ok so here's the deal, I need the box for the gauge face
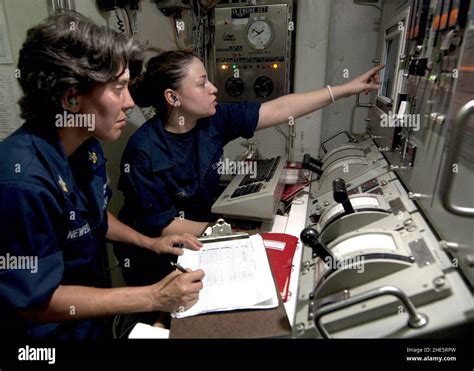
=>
[246,19,273,49]
[254,76,274,98]
[225,77,245,97]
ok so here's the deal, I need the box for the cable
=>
[276,126,289,139]
[193,0,204,59]
[115,9,126,34]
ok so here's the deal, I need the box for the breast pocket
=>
[161,168,198,201]
[62,221,96,269]
[60,198,96,270]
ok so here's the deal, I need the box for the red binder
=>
[261,233,299,302]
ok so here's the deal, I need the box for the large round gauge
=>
[225,77,244,97]
[245,19,274,50]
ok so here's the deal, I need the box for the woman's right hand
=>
[149,269,205,313]
[341,64,384,97]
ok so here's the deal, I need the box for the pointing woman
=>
[115,50,382,286]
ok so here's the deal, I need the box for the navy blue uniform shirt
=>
[0,122,112,339]
[114,102,260,285]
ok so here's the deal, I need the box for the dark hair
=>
[130,50,197,122]
[17,11,143,123]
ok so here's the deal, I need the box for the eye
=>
[114,85,125,93]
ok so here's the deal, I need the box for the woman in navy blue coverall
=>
[0,12,204,339]
[114,50,383,286]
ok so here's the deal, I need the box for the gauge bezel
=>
[244,17,275,50]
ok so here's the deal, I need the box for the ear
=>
[164,89,179,106]
[61,88,81,113]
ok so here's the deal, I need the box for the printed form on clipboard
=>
[173,234,278,319]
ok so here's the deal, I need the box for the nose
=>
[123,86,135,111]
[209,81,218,95]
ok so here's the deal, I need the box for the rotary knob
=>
[225,77,244,97]
[254,76,274,98]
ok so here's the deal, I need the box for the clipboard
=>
[198,218,249,243]
[169,219,291,338]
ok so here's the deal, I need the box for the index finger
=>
[364,64,385,78]
[161,269,181,286]
[182,269,205,282]
[176,235,203,251]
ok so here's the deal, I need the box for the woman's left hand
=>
[149,233,203,256]
[342,64,384,97]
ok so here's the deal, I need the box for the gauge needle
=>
[252,29,264,39]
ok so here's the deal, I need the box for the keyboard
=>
[212,156,286,221]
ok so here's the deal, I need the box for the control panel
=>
[293,0,474,338]
[214,1,294,102]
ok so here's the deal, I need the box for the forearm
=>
[19,284,153,323]
[257,85,349,130]
[106,211,153,251]
[161,218,208,237]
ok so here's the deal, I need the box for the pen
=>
[170,261,188,273]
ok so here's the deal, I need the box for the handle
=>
[440,100,474,216]
[356,92,374,108]
[314,285,428,338]
[302,154,324,175]
[321,130,357,153]
[303,153,323,168]
[300,227,336,264]
[333,178,355,214]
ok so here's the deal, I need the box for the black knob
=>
[333,178,355,214]
[254,76,274,98]
[333,178,348,203]
[300,227,336,265]
[300,227,320,246]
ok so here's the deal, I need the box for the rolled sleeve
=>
[0,252,63,309]
[214,101,261,144]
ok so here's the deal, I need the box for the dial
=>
[254,76,274,98]
[245,19,273,50]
[225,77,245,97]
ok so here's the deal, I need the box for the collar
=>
[70,137,107,171]
[28,125,105,197]
[29,126,75,197]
